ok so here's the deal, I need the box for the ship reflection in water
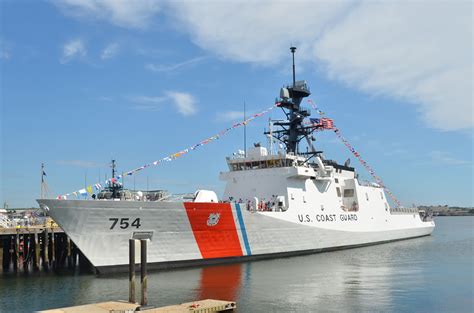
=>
[167,236,429,312]
[197,264,243,301]
[2,217,472,313]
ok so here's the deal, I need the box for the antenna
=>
[40,163,45,199]
[111,159,117,198]
[267,118,274,155]
[290,46,296,87]
[244,101,247,157]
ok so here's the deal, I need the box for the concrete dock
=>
[38,299,236,313]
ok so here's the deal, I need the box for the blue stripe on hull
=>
[235,203,252,256]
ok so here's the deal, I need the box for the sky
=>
[0,0,472,208]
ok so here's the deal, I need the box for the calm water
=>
[1,217,472,313]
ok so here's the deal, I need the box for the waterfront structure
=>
[37,48,435,273]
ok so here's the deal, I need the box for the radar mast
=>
[265,47,322,155]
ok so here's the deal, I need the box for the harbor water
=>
[1,216,472,313]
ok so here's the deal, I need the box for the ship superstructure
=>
[38,48,434,273]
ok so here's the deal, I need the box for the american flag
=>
[321,118,334,129]
[309,118,320,125]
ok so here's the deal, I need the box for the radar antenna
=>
[110,159,120,199]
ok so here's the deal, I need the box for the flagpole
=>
[41,163,44,199]
[84,170,87,199]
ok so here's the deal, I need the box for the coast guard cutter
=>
[38,48,435,273]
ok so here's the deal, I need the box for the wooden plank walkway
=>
[38,299,236,313]
[37,301,138,313]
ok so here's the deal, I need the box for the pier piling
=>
[66,237,72,268]
[129,239,136,303]
[140,239,148,307]
[51,228,56,267]
[34,230,40,270]
[44,227,49,269]
[15,232,20,271]
[0,227,84,274]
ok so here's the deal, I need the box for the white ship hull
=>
[37,199,434,273]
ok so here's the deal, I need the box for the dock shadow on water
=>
[0,217,472,313]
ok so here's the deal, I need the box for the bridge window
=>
[343,189,354,197]
[336,187,341,197]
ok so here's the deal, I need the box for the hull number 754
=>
[109,218,141,229]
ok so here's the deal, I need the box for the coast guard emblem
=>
[207,213,220,226]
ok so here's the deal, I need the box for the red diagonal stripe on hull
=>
[184,202,243,259]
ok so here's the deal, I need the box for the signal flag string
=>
[57,103,281,199]
[308,99,403,208]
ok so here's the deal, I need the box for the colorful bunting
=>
[308,99,403,208]
[58,103,281,199]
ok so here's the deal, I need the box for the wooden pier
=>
[38,299,236,313]
[0,226,92,273]
[38,239,236,313]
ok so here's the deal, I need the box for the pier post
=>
[44,228,49,269]
[66,236,72,268]
[129,239,136,303]
[34,230,40,270]
[51,227,56,267]
[0,243,3,273]
[140,239,147,306]
[2,236,11,272]
[8,236,14,272]
[23,234,30,272]
[15,232,20,271]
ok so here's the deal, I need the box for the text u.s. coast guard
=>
[298,213,358,223]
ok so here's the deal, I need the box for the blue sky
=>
[1,0,472,208]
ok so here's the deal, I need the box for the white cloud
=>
[170,1,348,65]
[61,39,86,63]
[129,95,168,110]
[130,92,197,116]
[167,1,473,131]
[314,2,472,131]
[54,1,473,131]
[0,50,10,60]
[57,160,104,168]
[216,111,245,122]
[54,0,161,29]
[145,56,207,72]
[101,42,119,59]
[0,38,12,60]
[0,47,10,60]
[430,150,471,166]
[166,91,197,116]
